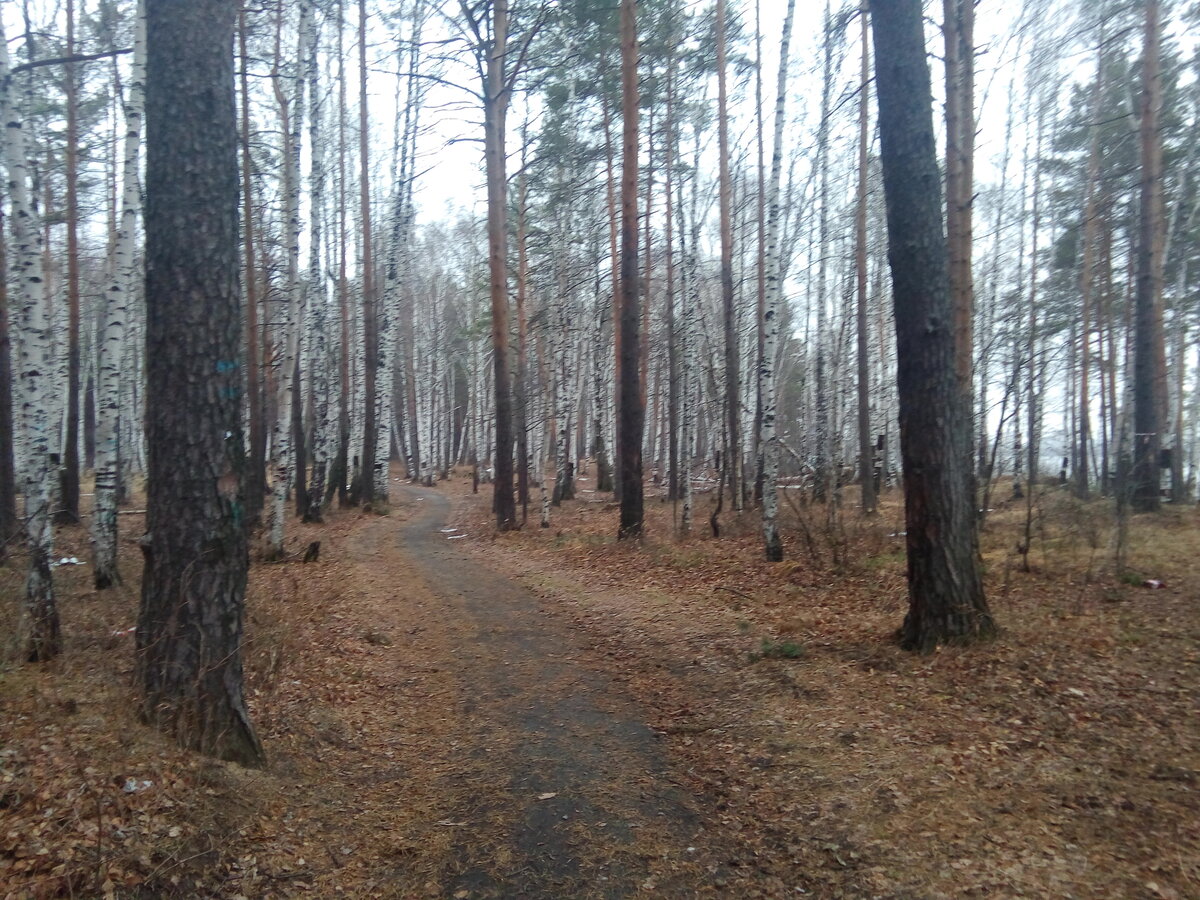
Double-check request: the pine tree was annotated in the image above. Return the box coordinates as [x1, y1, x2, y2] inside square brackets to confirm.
[137, 0, 263, 764]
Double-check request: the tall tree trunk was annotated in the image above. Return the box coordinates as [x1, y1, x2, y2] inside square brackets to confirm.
[869, 0, 993, 652]
[944, 0, 975, 425]
[1075, 50, 1104, 500]
[238, 4, 266, 527]
[1131, 0, 1167, 512]
[664, 46, 679, 504]
[760, 0, 796, 562]
[616, 0, 643, 539]
[751, 0, 766, 505]
[59, 0, 82, 525]
[855, 0, 875, 516]
[716, 0, 741, 513]
[138, 0, 263, 765]
[267, 0, 307, 557]
[515, 132, 531, 521]
[602, 91, 622, 502]
[481, 0, 517, 530]
[329, 0, 352, 507]
[305, 1, 331, 521]
[1, 17, 60, 661]
[357, 0, 377, 506]
[0, 222, 15, 554]
[94, 0, 146, 589]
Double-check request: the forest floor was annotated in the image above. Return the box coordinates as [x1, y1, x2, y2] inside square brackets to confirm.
[2, 466, 1199, 899]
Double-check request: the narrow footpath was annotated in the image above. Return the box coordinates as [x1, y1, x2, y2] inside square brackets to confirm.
[394, 486, 714, 897]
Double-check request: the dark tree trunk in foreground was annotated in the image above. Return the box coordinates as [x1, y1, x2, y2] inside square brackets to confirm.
[617, 0, 644, 539]
[1131, 0, 1167, 512]
[869, 0, 993, 652]
[137, 0, 264, 765]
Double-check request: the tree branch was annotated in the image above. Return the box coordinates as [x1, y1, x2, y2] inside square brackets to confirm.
[12, 48, 132, 75]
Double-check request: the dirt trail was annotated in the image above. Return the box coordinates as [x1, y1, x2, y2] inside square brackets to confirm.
[388, 486, 713, 897]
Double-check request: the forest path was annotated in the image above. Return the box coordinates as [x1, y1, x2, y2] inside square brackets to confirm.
[293, 484, 727, 898]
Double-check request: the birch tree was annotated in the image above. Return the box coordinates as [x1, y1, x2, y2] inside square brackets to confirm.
[267, 0, 308, 558]
[2, 15, 61, 661]
[759, 0, 795, 562]
[93, 0, 145, 590]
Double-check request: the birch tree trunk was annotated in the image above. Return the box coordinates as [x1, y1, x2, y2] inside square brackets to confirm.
[238, 6, 266, 527]
[306, 3, 332, 521]
[2, 18, 61, 661]
[716, 0, 742, 513]
[855, 0, 875, 516]
[0, 223, 15, 554]
[760, 0, 796, 562]
[93, 0, 146, 589]
[267, 0, 308, 557]
[357, 0, 378, 506]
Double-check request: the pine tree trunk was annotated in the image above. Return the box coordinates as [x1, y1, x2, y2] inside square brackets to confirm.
[869, 0, 994, 652]
[482, 0, 517, 530]
[944, 0, 975, 419]
[616, 0, 643, 539]
[138, 0, 263, 765]
[1131, 0, 1167, 512]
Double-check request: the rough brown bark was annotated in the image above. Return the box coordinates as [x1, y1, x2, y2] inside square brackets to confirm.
[138, 0, 264, 765]
[482, 0, 517, 530]
[869, 0, 994, 652]
[616, 0, 643, 539]
[1131, 0, 1167, 512]
[943, 0, 974, 415]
